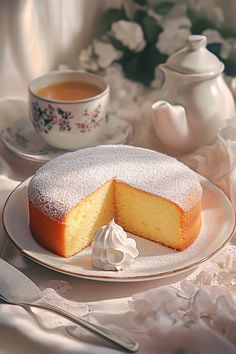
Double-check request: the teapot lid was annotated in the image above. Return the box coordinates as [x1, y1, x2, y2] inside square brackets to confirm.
[166, 35, 223, 75]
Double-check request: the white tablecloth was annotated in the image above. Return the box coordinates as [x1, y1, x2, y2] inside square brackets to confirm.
[0, 98, 236, 354]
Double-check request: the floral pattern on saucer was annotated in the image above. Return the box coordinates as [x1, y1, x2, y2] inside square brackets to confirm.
[1, 116, 132, 163]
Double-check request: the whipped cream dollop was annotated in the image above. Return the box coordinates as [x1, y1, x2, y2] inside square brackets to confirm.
[91, 219, 139, 271]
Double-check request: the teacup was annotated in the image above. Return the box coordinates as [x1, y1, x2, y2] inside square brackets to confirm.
[29, 70, 109, 150]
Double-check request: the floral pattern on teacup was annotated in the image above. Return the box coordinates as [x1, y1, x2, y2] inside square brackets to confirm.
[32, 102, 73, 133]
[31, 101, 103, 134]
[77, 104, 102, 133]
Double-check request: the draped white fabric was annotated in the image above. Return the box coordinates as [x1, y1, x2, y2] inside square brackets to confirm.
[0, 0, 103, 100]
[0, 95, 236, 353]
[0, 1, 236, 353]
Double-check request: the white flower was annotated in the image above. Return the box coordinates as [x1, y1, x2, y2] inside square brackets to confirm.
[201, 29, 236, 61]
[188, 0, 224, 25]
[93, 40, 123, 68]
[147, 8, 162, 25]
[202, 29, 223, 45]
[221, 41, 232, 59]
[164, 2, 188, 21]
[102, 64, 143, 121]
[79, 45, 93, 63]
[220, 38, 236, 60]
[78, 45, 98, 71]
[103, 63, 124, 79]
[103, 64, 141, 103]
[104, 0, 148, 19]
[213, 7, 225, 24]
[78, 40, 122, 71]
[123, 0, 137, 19]
[111, 20, 146, 52]
[156, 17, 191, 55]
[131, 287, 183, 330]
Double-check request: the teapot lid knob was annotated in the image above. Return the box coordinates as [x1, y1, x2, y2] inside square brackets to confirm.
[187, 35, 207, 51]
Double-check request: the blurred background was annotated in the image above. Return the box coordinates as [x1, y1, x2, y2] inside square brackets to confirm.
[0, 0, 236, 101]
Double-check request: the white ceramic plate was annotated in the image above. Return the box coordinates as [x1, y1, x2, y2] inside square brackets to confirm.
[3, 176, 235, 282]
[1, 116, 132, 162]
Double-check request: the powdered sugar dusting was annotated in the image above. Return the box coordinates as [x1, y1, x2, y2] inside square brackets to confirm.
[28, 145, 202, 220]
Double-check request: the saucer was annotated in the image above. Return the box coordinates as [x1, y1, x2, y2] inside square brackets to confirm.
[1, 115, 132, 163]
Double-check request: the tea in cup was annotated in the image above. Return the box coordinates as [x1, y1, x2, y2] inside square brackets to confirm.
[29, 70, 109, 150]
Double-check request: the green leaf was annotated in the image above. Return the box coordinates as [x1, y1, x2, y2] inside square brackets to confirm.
[154, 1, 174, 16]
[187, 8, 199, 26]
[207, 43, 222, 57]
[222, 57, 236, 76]
[220, 27, 236, 39]
[141, 15, 163, 44]
[123, 53, 142, 80]
[132, 0, 147, 5]
[192, 18, 217, 34]
[134, 10, 146, 25]
[122, 45, 167, 85]
[109, 36, 130, 52]
[187, 8, 236, 41]
[102, 7, 127, 30]
[187, 8, 217, 33]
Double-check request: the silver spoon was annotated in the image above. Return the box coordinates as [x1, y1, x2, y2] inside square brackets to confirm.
[0, 258, 139, 352]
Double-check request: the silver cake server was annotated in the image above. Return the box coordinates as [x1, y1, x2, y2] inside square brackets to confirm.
[0, 258, 139, 352]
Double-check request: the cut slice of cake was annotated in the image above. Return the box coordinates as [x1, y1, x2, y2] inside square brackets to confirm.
[28, 145, 202, 257]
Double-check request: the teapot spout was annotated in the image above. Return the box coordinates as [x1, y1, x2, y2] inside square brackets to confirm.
[152, 100, 189, 151]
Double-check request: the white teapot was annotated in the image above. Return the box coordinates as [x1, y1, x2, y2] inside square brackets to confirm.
[152, 35, 236, 154]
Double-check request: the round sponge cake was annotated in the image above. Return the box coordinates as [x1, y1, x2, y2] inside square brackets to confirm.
[28, 145, 202, 257]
